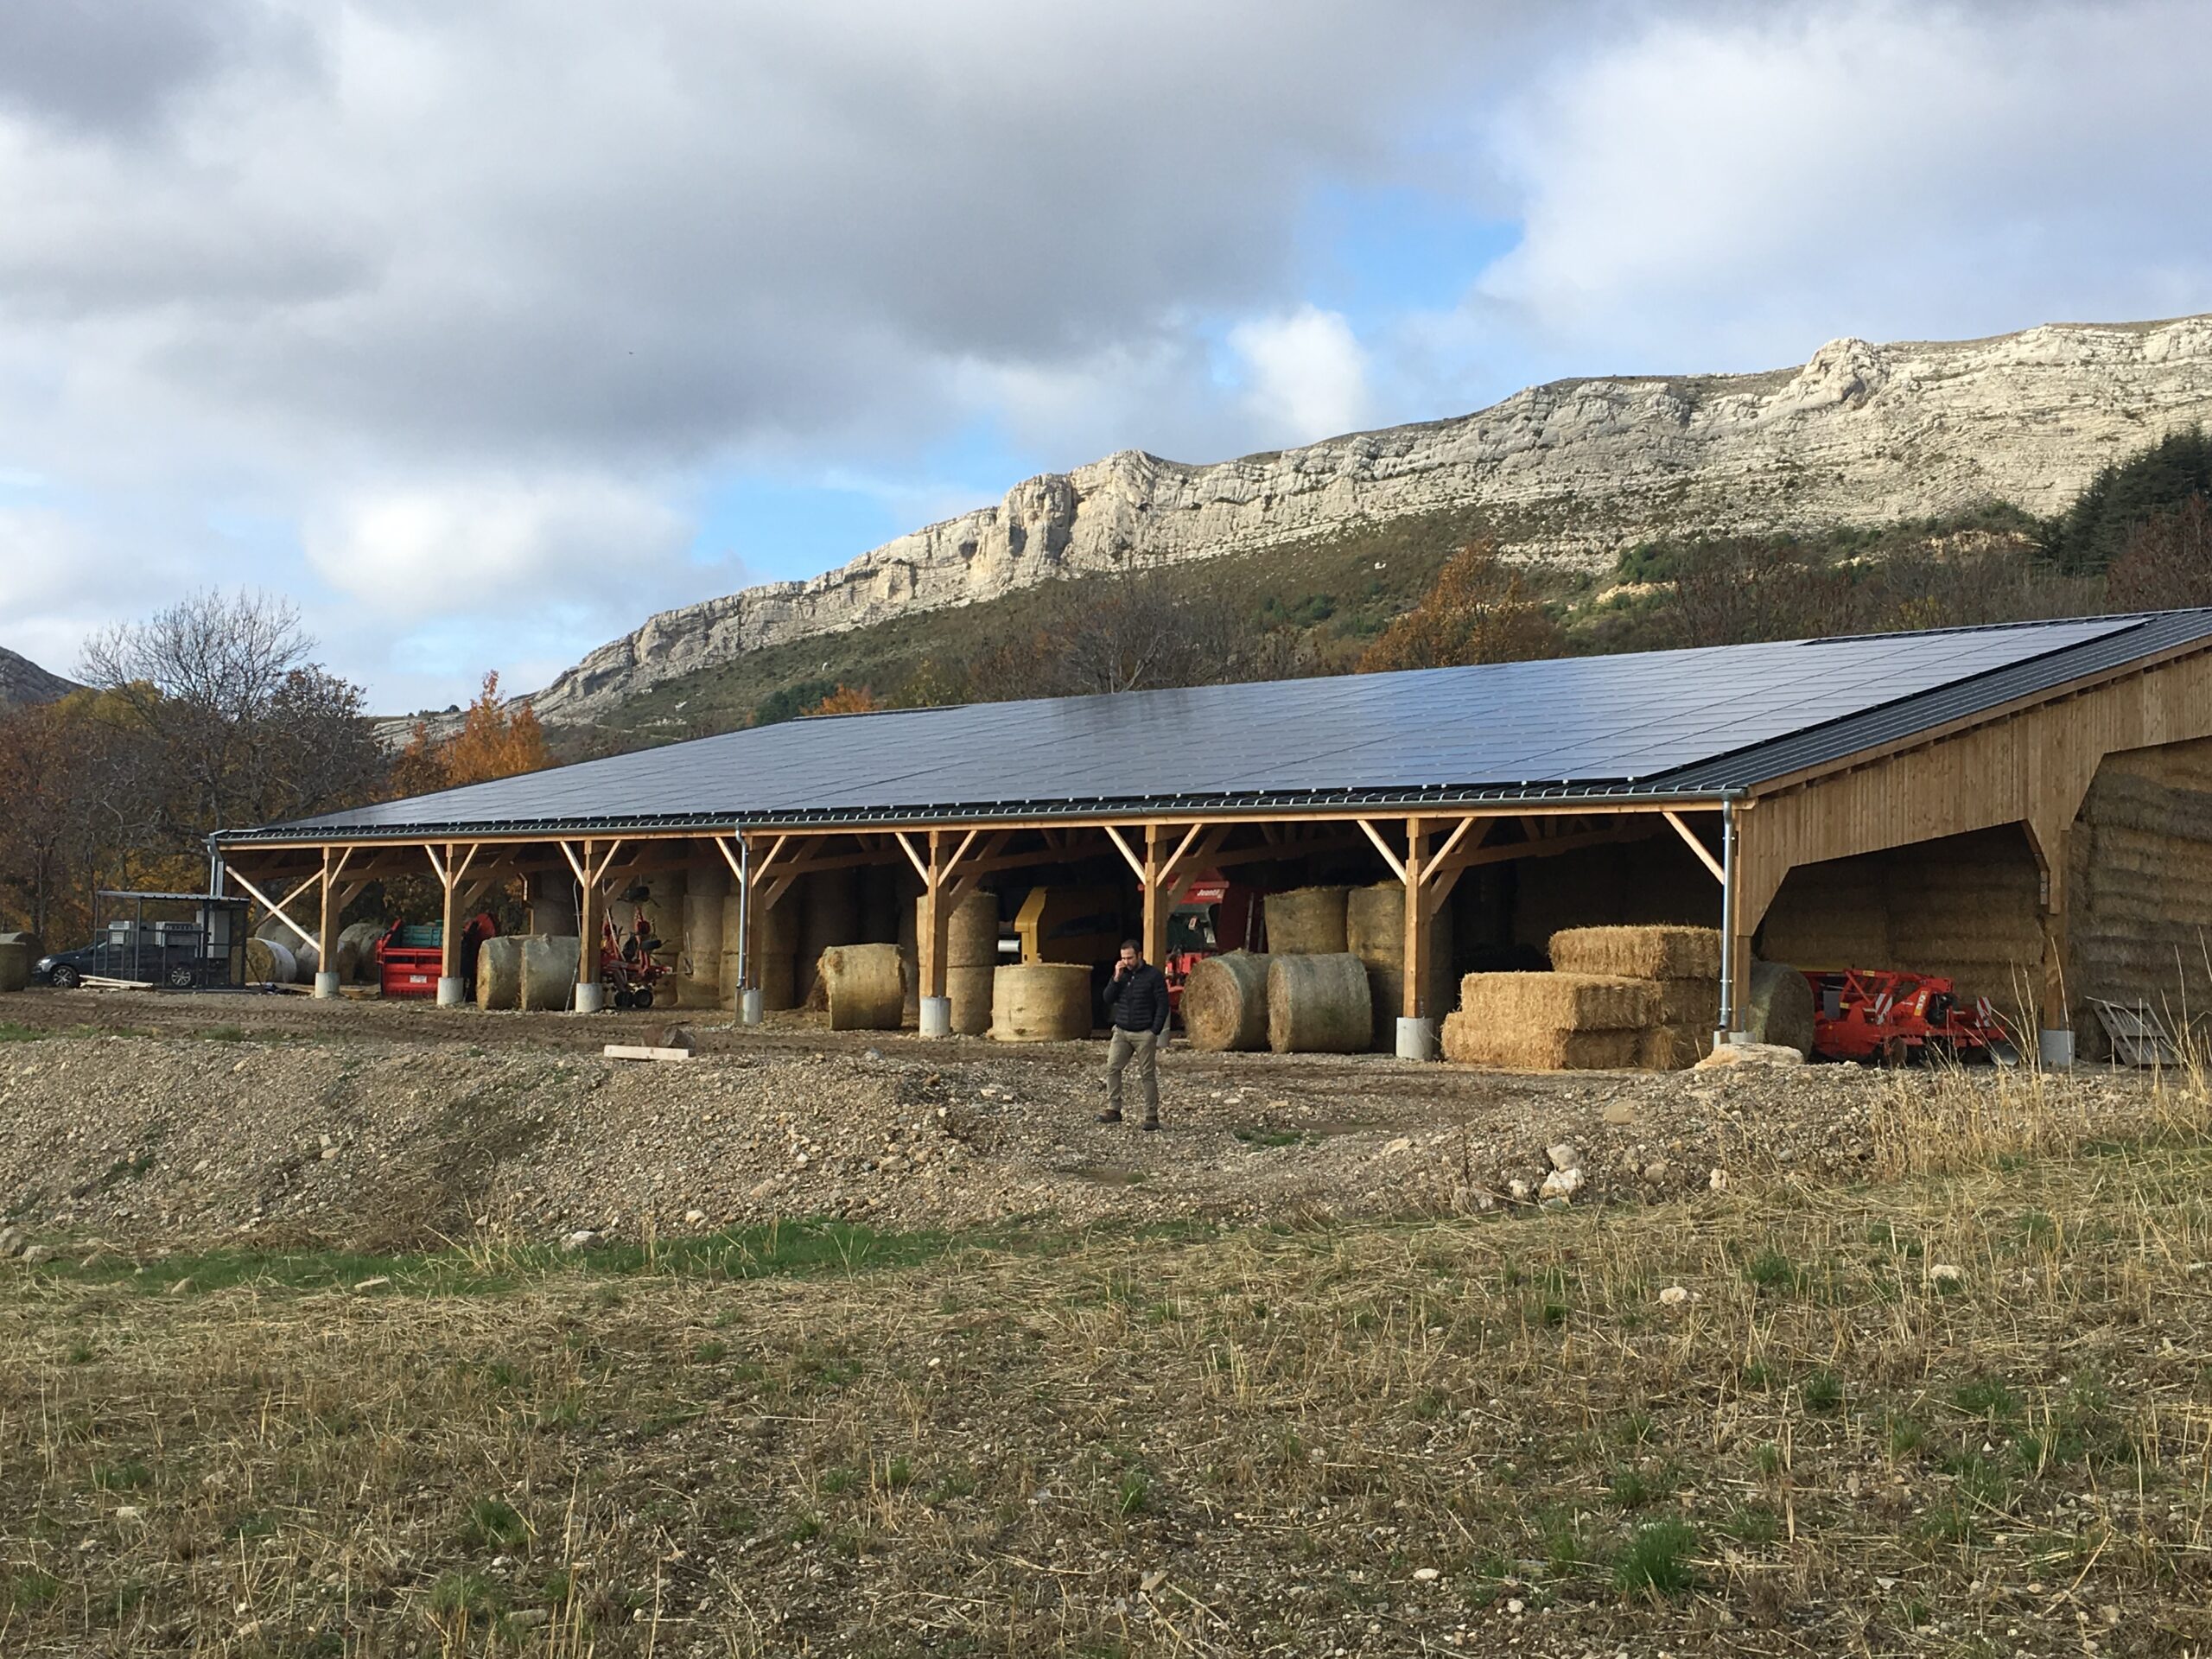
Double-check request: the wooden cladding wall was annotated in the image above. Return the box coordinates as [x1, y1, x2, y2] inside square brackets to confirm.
[1738, 648, 2212, 939]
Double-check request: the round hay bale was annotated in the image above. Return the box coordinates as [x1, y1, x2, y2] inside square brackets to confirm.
[948, 964, 993, 1035]
[920, 890, 1001, 969]
[518, 936, 580, 1011]
[0, 930, 42, 961]
[798, 869, 861, 1004]
[0, 940, 29, 993]
[245, 938, 297, 984]
[822, 943, 905, 1031]
[1182, 950, 1270, 1051]
[1265, 887, 1348, 956]
[1745, 960, 1815, 1056]
[334, 938, 360, 983]
[1266, 953, 1371, 1053]
[291, 937, 321, 979]
[679, 890, 727, 1008]
[989, 963, 1093, 1041]
[475, 936, 523, 1010]
[719, 897, 746, 1010]
[757, 952, 798, 1012]
[760, 896, 800, 956]
[339, 920, 386, 982]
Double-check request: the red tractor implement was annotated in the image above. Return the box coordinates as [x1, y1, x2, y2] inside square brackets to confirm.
[1160, 872, 1268, 1015]
[376, 915, 497, 999]
[600, 887, 673, 1009]
[1804, 968, 2018, 1065]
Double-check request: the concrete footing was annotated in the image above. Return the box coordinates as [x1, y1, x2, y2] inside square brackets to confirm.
[918, 995, 952, 1038]
[313, 971, 341, 1001]
[1395, 1016, 1436, 1061]
[740, 988, 764, 1026]
[574, 982, 606, 1014]
[435, 976, 465, 1007]
[2038, 1027, 2075, 1068]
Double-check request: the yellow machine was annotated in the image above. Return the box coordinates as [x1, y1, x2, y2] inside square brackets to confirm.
[1014, 885, 1124, 965]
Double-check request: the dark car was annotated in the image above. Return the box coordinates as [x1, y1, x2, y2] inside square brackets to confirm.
[35, 930, 206, 989]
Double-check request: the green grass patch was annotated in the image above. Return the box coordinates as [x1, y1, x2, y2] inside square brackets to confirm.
[1612, 1518, 1699, 1599]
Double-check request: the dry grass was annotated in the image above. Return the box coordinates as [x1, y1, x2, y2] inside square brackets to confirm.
[5, 1068, 2212, 1656]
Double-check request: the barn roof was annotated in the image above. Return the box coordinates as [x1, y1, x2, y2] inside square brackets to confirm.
[219, 609, 2212, 844]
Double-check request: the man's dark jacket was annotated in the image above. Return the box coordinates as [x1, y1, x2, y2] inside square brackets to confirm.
[1103, 962, 1171, 1035]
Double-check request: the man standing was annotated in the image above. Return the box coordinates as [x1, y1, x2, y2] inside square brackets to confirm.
[1099, 938, 1169, 1129]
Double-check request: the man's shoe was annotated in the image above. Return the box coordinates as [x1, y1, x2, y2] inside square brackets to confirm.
[1141, 1116, 1161, 1132]
[1095, 1109, 1122, 1123]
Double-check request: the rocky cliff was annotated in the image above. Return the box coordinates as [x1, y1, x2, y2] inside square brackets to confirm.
[0, 646, 76, 710]
[524, 314, 2212, 728]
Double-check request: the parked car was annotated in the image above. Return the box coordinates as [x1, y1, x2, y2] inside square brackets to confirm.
[35, 931, 205, 989]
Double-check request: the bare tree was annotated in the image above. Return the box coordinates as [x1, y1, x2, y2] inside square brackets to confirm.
[79, 589, 383, 837]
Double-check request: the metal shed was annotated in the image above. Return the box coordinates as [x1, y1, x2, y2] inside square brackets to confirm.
[213, 608, 2212, 1060]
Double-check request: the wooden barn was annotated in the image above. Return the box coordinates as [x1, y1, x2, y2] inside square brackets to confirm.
[214, 609, 2212, 1063]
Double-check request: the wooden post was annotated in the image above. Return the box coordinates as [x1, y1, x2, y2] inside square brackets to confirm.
[438, 843, 464, 982]
[316, 847, 343, 995]
[576, 838, 601, 997]
[2031, 820, 2070, 1054]
[1141, 824, 1167, 967]
[923, 830, 951, 1001]
[1401, 817, 1429, 1020]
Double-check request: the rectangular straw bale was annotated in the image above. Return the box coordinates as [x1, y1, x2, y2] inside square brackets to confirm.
[1441, 1013, 1642, 1071]
[1638, 1023, 1713, 1071]
[1457, 971, 1659, 1032]
[1657, 977, 1721, 1027]
[1548, 925, 1720, 982]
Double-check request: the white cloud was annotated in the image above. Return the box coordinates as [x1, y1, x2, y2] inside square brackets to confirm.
[1471, 0, 2212, 372]
[303, 477, 694, 621]
[1227, 306, 1374, 447]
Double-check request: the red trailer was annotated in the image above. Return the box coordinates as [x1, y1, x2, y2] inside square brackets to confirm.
[376, 916, 497, 998]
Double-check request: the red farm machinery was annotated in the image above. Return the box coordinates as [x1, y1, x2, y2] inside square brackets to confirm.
[1803, 968, 2019, 1065]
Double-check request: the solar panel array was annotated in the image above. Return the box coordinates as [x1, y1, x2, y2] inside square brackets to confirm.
[233, 611, 2209, 842]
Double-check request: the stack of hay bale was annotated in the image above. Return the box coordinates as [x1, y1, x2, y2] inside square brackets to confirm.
[1442, 971, 1658, 1070]
[0, 932, 31, 993]
[677, 866, 728, 1009]
[1345, 881, 1455, 1049]
[1549, 926, 1721, 1070]
[1263, 886, 1348, 955]
[906, 890, 998, 1035]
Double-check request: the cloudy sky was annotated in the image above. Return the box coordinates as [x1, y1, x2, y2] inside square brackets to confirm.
[3, 0, 2209, 711]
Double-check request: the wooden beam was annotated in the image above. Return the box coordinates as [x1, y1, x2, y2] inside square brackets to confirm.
[1664, 810, 1726, 884]
[894, 831, 929, 884]
[1357, 817, 1409, 884]
[714, 835, 744, 881]
[556, 840, 588, 887]
[1102, 823, 1146, 882]
[576, 839, 603, 992]
[1424, 815, 1491, 879]
[224, 868, 319, 950]
[1141, 825, 1167, 967]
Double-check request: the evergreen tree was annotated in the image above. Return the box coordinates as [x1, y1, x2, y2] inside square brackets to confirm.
[2043, 426, 2212, 574]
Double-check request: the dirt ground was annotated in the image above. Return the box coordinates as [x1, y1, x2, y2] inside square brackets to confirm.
[0, 982, 2170, 1252]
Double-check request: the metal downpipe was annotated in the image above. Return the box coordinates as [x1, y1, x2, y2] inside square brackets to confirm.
[1717, 800, 1738, 1045]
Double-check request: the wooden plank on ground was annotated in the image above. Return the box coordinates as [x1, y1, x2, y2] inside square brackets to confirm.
[601, 1044, 696, 1064]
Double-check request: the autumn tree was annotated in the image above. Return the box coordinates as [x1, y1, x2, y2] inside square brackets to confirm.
[806, 683, 882, 716]
[391, 671, 550, 793]
[1357, 538, 1563, 671]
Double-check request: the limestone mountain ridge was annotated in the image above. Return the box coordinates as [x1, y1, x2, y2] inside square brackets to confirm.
[495, 314, 2212, 731]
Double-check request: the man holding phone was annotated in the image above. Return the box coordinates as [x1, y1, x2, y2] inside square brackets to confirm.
[1099, 938, 1170, 1129]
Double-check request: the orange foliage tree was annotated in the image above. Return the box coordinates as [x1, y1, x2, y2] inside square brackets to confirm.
[1357, 537, 1563, 672]
[806, 683, 881, 715]
[392, 672, 550, 795]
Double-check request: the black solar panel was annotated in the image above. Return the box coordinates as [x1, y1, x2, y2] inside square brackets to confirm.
[226, 611, 2212, 842]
